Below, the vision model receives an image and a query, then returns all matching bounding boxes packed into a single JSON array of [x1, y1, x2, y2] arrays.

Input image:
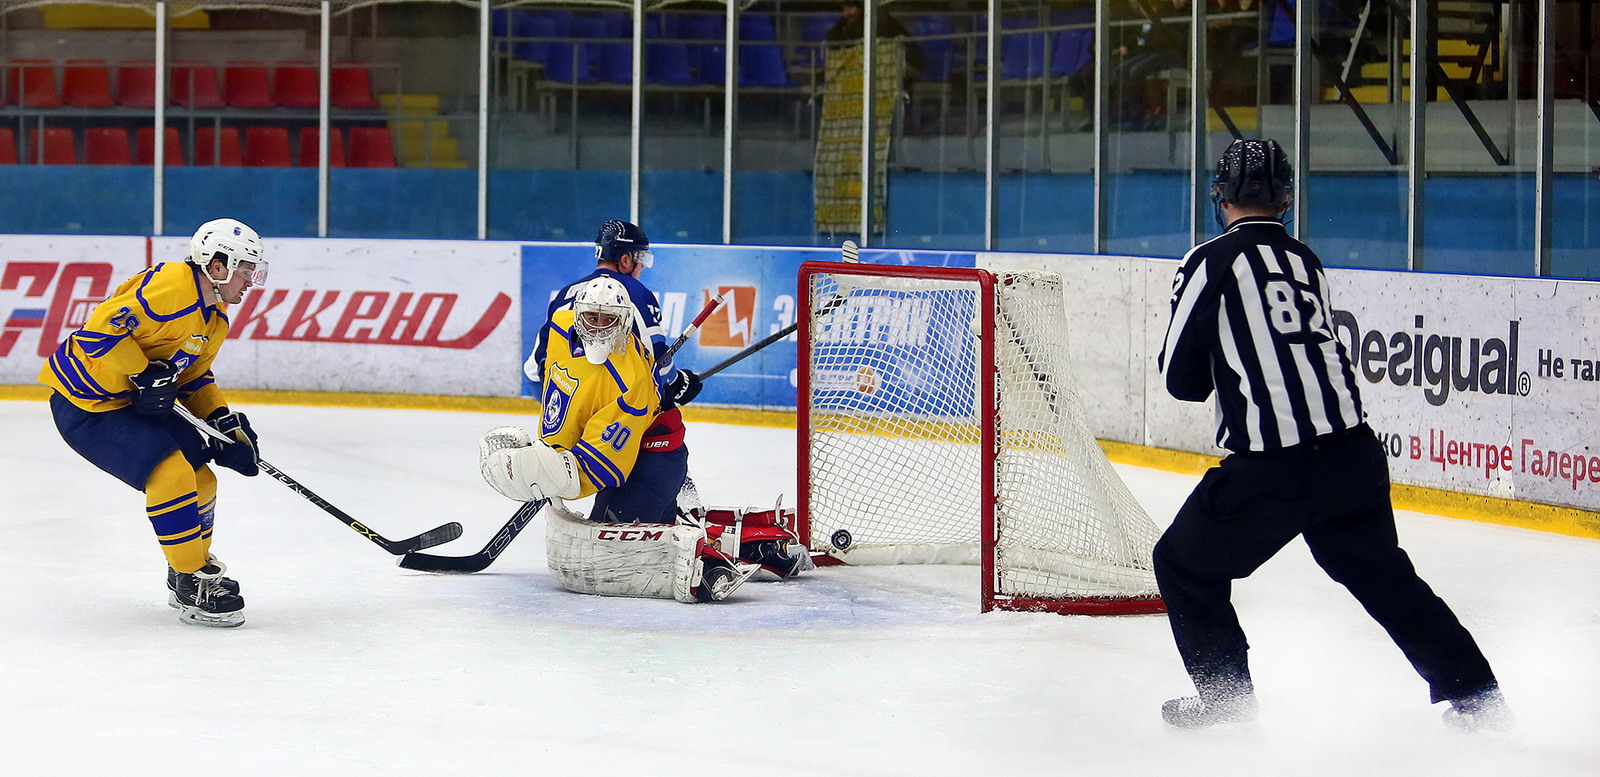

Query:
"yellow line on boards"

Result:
[[5, 385, 1595, 540]]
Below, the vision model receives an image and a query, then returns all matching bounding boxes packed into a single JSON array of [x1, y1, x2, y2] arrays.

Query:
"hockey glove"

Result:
[[206, 409, 260, 477], [664, 369, 703, 409], [127, 359, 181, 416]]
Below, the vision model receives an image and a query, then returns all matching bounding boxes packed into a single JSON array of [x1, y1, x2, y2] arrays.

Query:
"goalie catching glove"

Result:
[[479, 426, 581, 502], [205, 408, 260, 477]]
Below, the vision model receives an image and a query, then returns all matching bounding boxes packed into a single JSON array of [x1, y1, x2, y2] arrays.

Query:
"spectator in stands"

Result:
[[825, 0, 925, 79]]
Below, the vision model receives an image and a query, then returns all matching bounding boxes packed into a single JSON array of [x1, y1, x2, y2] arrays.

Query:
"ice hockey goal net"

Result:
[[797, 262, 1165, 614]]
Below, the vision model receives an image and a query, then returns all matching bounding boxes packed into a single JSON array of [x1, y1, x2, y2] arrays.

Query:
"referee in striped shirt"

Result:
[[1153, 139, 1509, 731]]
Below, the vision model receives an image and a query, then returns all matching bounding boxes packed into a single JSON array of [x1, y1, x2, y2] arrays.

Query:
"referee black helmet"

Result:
[[1210, 138, 1293, 226]]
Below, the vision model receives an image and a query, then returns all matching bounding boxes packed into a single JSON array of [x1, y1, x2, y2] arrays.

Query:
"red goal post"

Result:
[[796, 261, 1166, 615]]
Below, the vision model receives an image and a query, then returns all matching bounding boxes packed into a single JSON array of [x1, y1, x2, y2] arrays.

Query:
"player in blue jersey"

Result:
[[525, 219, 703, 411], [39, 218, 267, 628]]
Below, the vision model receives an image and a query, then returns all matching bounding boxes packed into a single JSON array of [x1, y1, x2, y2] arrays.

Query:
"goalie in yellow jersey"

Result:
[[39, 218, 266, 628], [480, 277, 790, 602]]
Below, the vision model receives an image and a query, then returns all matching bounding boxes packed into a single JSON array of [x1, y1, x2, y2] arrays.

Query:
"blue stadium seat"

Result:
[[646, 15, 697, 86], [908, 15, 955, 82], [1050, 29, 1093, 78], [738, 14, 795, 87], [999, 17, 1047, 80], [680, 13, 727, 86], [796, 14, 835, 71], [511, 10, 552, 66]]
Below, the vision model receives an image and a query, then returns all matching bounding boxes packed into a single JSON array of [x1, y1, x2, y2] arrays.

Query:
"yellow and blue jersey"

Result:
[[540, 309, 661, 498], [39, 260, 231, 418]]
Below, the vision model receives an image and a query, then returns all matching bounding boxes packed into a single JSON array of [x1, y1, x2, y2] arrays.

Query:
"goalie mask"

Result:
[[189, 217, 268, 289], [572, 277, 632, 365]]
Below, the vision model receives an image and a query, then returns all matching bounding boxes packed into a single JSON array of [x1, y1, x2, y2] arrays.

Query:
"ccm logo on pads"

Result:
[[596, 530, 665, 541]]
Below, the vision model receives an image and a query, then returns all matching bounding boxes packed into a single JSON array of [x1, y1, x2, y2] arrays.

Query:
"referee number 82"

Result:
[[1263, 279, 1332, 341]]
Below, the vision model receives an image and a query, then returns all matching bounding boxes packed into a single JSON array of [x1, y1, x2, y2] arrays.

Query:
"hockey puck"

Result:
[[830, 529, 853, 550]]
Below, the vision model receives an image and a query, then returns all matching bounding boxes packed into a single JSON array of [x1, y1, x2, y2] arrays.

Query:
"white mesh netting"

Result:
[[803, 266, 1163, 611]]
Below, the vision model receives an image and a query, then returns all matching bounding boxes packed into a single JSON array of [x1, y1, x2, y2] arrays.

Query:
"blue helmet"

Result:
[[594, 219, 651, 265]]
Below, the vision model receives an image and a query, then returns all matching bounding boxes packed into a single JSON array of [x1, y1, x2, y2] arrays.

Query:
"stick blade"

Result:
[[398, 549, 492, 573], [841, 239, 859, 263], [409, 521, 465, 551]]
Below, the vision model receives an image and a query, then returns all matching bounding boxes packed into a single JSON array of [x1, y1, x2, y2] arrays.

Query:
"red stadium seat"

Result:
[[116, 62, 157, 108], [274, 62, 319, 109], [135, 127, 184, 166], [193, 126, 242, 166], [0, 128, 17, 164], [298, 127, 346, 168], [83, 127, 132, 165], [330, 63, 380, 109], [27, 128, 76, 165], [223, 61, 275, 108], [8, 59, 62, 108], [63, 60, 114, 107], [244, 126, 292, 167], [348, 126, 396, 168], [171, 63, 224, 108]]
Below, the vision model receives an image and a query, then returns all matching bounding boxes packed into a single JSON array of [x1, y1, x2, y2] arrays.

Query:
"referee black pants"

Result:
[[1153, 425, 1498, 705]]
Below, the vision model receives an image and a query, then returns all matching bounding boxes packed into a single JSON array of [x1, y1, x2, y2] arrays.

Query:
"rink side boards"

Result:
[[1, 235, 1596, 538], [0, 383, 1595, 541]]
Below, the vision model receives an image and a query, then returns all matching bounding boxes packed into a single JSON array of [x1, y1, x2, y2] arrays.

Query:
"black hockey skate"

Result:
[[167, 558, 245, 628], [167, 555, 239, 603], [739, 540, 816, 580], [1160, 694, 1258, 728]]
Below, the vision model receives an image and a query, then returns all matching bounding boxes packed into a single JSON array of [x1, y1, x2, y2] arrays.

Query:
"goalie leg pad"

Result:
[[546, 505, 682, 599]]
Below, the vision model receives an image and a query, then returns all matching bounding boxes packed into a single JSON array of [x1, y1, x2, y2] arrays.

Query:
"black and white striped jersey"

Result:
[[1159, 217, 1365, 452]]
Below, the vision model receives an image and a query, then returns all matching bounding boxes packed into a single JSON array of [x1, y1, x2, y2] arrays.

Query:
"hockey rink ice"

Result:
[[2, 400, 1596, 776]]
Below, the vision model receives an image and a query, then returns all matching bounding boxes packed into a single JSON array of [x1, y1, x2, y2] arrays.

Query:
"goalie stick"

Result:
[[699, 241, 860, 380], [397, 498, 548, 573], [174, 404, 464, 555]]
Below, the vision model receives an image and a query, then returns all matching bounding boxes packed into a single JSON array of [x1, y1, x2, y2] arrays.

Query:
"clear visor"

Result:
[[236, 260, 269, 287], [632, 248, 653, 268]]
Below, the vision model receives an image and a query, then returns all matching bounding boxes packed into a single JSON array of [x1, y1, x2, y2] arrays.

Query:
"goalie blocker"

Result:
[[544, 503, 814, 603]]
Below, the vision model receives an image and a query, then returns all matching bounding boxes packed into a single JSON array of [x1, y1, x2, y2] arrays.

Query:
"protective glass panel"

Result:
[[638, 6, 722, 245], [1550, 1, 1600, 278], [732, 3, 813, 245], [1420, 0, 1533, 275], [158, 5, 321, 237], [1104, 0, 1192, 257], [0, 2, 157, 234], [883, 5, 985, 250], [488, 1, 628, 240], [995, 2, 1093, 254], [1306, 0, 1409, 270], [1200, 0, 1296, 243]]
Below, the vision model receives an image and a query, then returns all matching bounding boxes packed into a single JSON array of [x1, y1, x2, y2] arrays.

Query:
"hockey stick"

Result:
[[699, 242, 860, 380], [174, 404, 464, 555], [397, 498, 548, 573], [662, 292, 725, 362]]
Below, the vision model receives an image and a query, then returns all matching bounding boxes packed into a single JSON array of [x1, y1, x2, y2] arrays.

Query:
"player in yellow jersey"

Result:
[[479, 277, 763, 601], [40, 218, 267, 628]]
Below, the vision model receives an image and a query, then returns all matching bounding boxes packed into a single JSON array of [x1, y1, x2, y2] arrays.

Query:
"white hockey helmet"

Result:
[[189, 217, 267, 288], [572, 277, 631, 365]]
